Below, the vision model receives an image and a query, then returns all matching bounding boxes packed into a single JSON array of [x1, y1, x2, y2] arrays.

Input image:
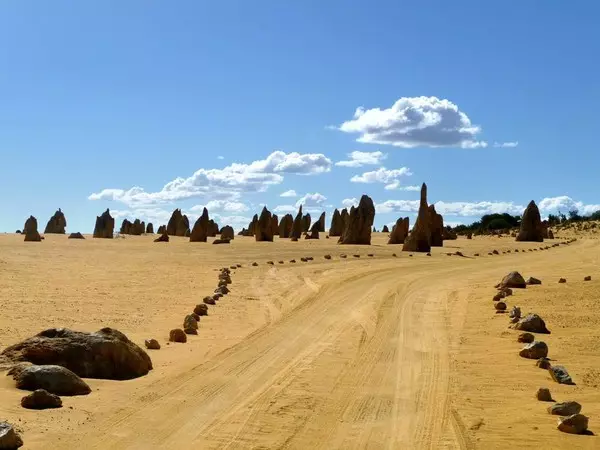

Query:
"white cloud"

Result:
[[190, 200, 249, 213], [375, 200, 420, 214], [384, 181, 421, 191], [539, 196, 600, 215], [375, 199, 524, 217], [493, 141, 519, 148], [335, 151, 387, 167], [280, 189, 297, 198], [342, 198, 359, 208], [88, 151, 332, 207], [338, 96, 491, 148], [273, 205, 297, 214], [350, 167, 413, 190], [295, 192, 327, 208], [217, 155, 225, 160]]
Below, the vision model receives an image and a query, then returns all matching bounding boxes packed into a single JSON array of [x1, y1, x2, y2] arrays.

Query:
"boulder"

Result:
[[2, 327, 152, 380], [526, 277, 542, 285], [495, 301, 507, 311], [338, 195, 375, 245], [557, 414, 588, 434], [518, 332, 534, 343], [21, 389, 62, 409], [537, 358, 552, 369], [278, 214, 294, 238], [497, 271, 527, 289], [220, 225, 234, 240], [0, 421, 23, 449], [428, 205, 444, 247], [317, 212, 326, 232], [68, 232, 85, 239], [212, 238, 230, 244], [144, 339, 160, 350], [382, 225, 389, 233], [146, 222, 154, 234], [549, 366, 574, 385], [548, 402, 582, 416], [157, 225, 167, 234], [306, 222, 320, 240], [388, 217, 409, 245], [169, 329, 186, 343], [44, 208, 67, 234], [403, 183, 431, 252], [329, 209, 343, 237], [255, 207, 274, 242], [513, 313, 551, 334], [194, 304, 208, 316], [558, 278, 567, 284], [291, 206, 304, 239], [154, 232, 169, 242], [519, 341, 548, 359], [167, 209, 190, 237], [131, 219, 145, 235], [23, 216, 42, 242], [190, 207, 210, 242], [120, 219, 132, 235], [93, 209, 115, 238], [516, 200, 544, 242], [8, 364, 91, 396], [536, 388, 553, 402], [509, 306, 521, 322], [183, 315, 199, 335]]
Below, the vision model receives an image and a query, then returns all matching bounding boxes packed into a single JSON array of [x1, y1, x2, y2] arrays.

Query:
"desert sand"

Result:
[[0, 231, 598, 449]]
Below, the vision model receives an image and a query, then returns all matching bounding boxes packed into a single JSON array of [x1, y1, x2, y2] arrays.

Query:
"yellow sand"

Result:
[[0, 231, 598, 449]]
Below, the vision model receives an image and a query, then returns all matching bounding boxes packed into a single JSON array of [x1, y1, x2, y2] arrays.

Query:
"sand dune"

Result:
[[0, 232, 598, 449]]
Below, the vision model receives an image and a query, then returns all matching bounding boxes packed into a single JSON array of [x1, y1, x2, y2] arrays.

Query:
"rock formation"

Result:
[[0, 421, 23, 449], [2, 327, 152, 380], [402, 183, 431, 252], [157, 225, 166, 234], [68, 232, 85, 239], [317, 212, 326, 232], [291, 206, 304, 239], [154, 232, 169, 242], [167, 209, 190, 237], [23, 216, 42, 242], [329, 209, 342, 236], [207, 220, 219, 237], [442, 227, 457, 240], [21, 389, 63, 409], [302, 213, 312, 233], [93, 209, 114, 238], [9, 364, 91, 396], [190, 208, 209, 242], [338, 195, 375, 245], [220, 225, 234, 240], [340, 209, 349, 233], [255, 207, 274, 242], [388, 217, 409, 244], [120, 219, 132, 235], [240, 215, 258, 237], [428, 205, 444, 247], [382, 225, 389, 233], [306, 222, 320, 239], [271, 214, 279, 236], [516, 200, 544, 242], [146, 223, 154, 234], [279, 214, 293, 238], [44, 209, 67, 234]]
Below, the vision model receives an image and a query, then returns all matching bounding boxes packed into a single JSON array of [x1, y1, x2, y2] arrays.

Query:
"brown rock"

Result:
[[278, 214, 294, 238], [302, 213, 312, 233], [154, 232, 169, 242], [21, 389, 62, 409], [338, 195, 375, 245], [388, 217, 409, 244], [2, 327, 152, 380], [194, 304, 208, 316], [9, 364, 91, 396], [0, 421, 23, 449], [144, 339, 160, 350], [584, 275, 592, 281], [255, 207, 274, 242], [23, 216, 42, 242], [207, 219, 219, 237], [291, 206, 304, 239], [403, 183, 431, 252], [146, 223, 154, 233], [536, 388, 553, 401], [306, 222, 320, 239], [317, 212, 326, 232], [44, 208, 67, 234], [329, 209, 343, 237], [518, 333, 535, 343], [68, 232, 85, 239], [558, 278, 566, 284], [93, 209, 115, 238], [428, 205, 444, 247], [169, 329, 187, 343], [190, 207, 210, 242], [557, 414, 588, 434], [157, 225, 166, 234], [497, 271, 527, 289], [516, 201, 544, 242], [220, 225, 234, 240], [183, 315, 199, 335], [167, 209, 190, 236], [271, 214, 279, 236]]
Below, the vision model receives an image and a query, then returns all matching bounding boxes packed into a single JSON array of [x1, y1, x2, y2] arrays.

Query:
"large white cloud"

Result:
[[375, 200, 524, 217], [88, 151, 332, 207], [280, 189, 297, 198], [190, 200, 249, 213], [335, 151, 387, 167], [295, 192, 327, 208], [539, 196, 600, 215], [341, 198, 359, 209], [350, 167, 413, 190], [338, 96, 492, 148]]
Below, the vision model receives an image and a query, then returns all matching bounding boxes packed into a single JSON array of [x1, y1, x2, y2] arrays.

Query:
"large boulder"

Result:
[[516, 200, 544, 242], [2, 327, 152, 380], [513, 313, 550, 334], [0, 421, 23, 449], [497, 271, 527, 289], [338, 195, 375, 245], [519, 341, 548, 359], [279, 214, 293, 238], [190, 207, 210, 242], [388, 217, 409, 244], [146, 222, 154, 234], [291, 206, 304, 239], [255, 207, 274, 242], [21, 389, 63, 409], [549, 366, 574, 385], [44, 209, 67, 234], [403, 183, 431, 252], [428, 205, 444, 247], [548, 402, 582, 416], [8, 364, 91, 396], [271, 214, 279, 236], [93, 209, 114, 238], [23, 216, 42, 242], [241, 215, 258, 237], [220, 225, 234, 240], [329, 209, 343, 237], [167, 209, 190, 237], [557, 414, 588, 434]]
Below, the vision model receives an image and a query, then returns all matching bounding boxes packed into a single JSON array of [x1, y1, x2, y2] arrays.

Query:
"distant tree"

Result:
[[568, 209, 582, 222], [547, 213, 560, 225]]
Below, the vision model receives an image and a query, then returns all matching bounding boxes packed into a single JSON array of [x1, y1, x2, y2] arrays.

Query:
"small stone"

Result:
[[426, 252, 431, 256], [0, 421, 23, 449], [519, 341, 548, 359], [495, 301, 507, 311], [278, 261, 284, 264], [324, 254, 332, 260], [526, 277, 542, 285], [536, 388, 553, 402], [252, 262, 258, 266], [290, 259, 296, 263], [144, 339, 161, 350], [367, 254, 374, 257], [518, 332, 534, 343], [267, 261, 274, 265], [194, 304, 208, 316], [584, 276, 592, 281], [169, 329, 186, 343], [21, 389, 62, 409], [203, 296, 216, 305], [558, 278, 567, 283], [353, 254, 360, 258], [548, 402, 582, 416], [549, 365, 574, 385], [183, 315, 198, 335], [557, 414, 588, 434], [340, 254, 347, 259], [536, 358, 552, 369], [493, 293, 504, 302]]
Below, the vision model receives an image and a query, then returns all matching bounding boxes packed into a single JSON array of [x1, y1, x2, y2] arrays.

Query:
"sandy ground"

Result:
[[0, 231, 598, 449]]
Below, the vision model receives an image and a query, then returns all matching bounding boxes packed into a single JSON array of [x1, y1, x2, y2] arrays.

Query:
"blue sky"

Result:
[[2, 1, 600, 233]]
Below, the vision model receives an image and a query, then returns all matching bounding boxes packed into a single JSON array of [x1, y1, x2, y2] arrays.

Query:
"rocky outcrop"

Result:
[[516, 201, 544, 242], [120, 219, 132, 234], [93, 209, 115, 238], [519, 341, 548, 359], [329, 209, 342, 237], [154, 232, 169, 242], [271, 215, 279, 236], [21, 388, 63, 409], [279, 214, 293, 238], [240, 215, 258, 237], [8, 364, 91, 396], [44, 209, 67, 234], [428, 205, 444, 247], [306, 222, 320, 239], [0, 421, 24, 449], [557, 414, 588, 434], [131, 219, 146, 235], [302, 213, 312, 233], [388, 217, 409, 244], [2, 327, 152, 380], [207, 220, 219, 237], [338, 195, 375, 245], [157, 225, 166, 234], [23, 216, 42, 242], [513, 313, 551, 334], [146, 223, 154, 234], [255, 207, 274, 242], [382, 225, 389, 233], [497, 271, 527, 289], [220, 225, 234, 240], [402, 184, 431, 252], [167, 209, 190, 237], [190, 208, 210, 242], [68, 232, 85, 239], [317, 212, 326, 232], [291, 206, 304, 240]]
